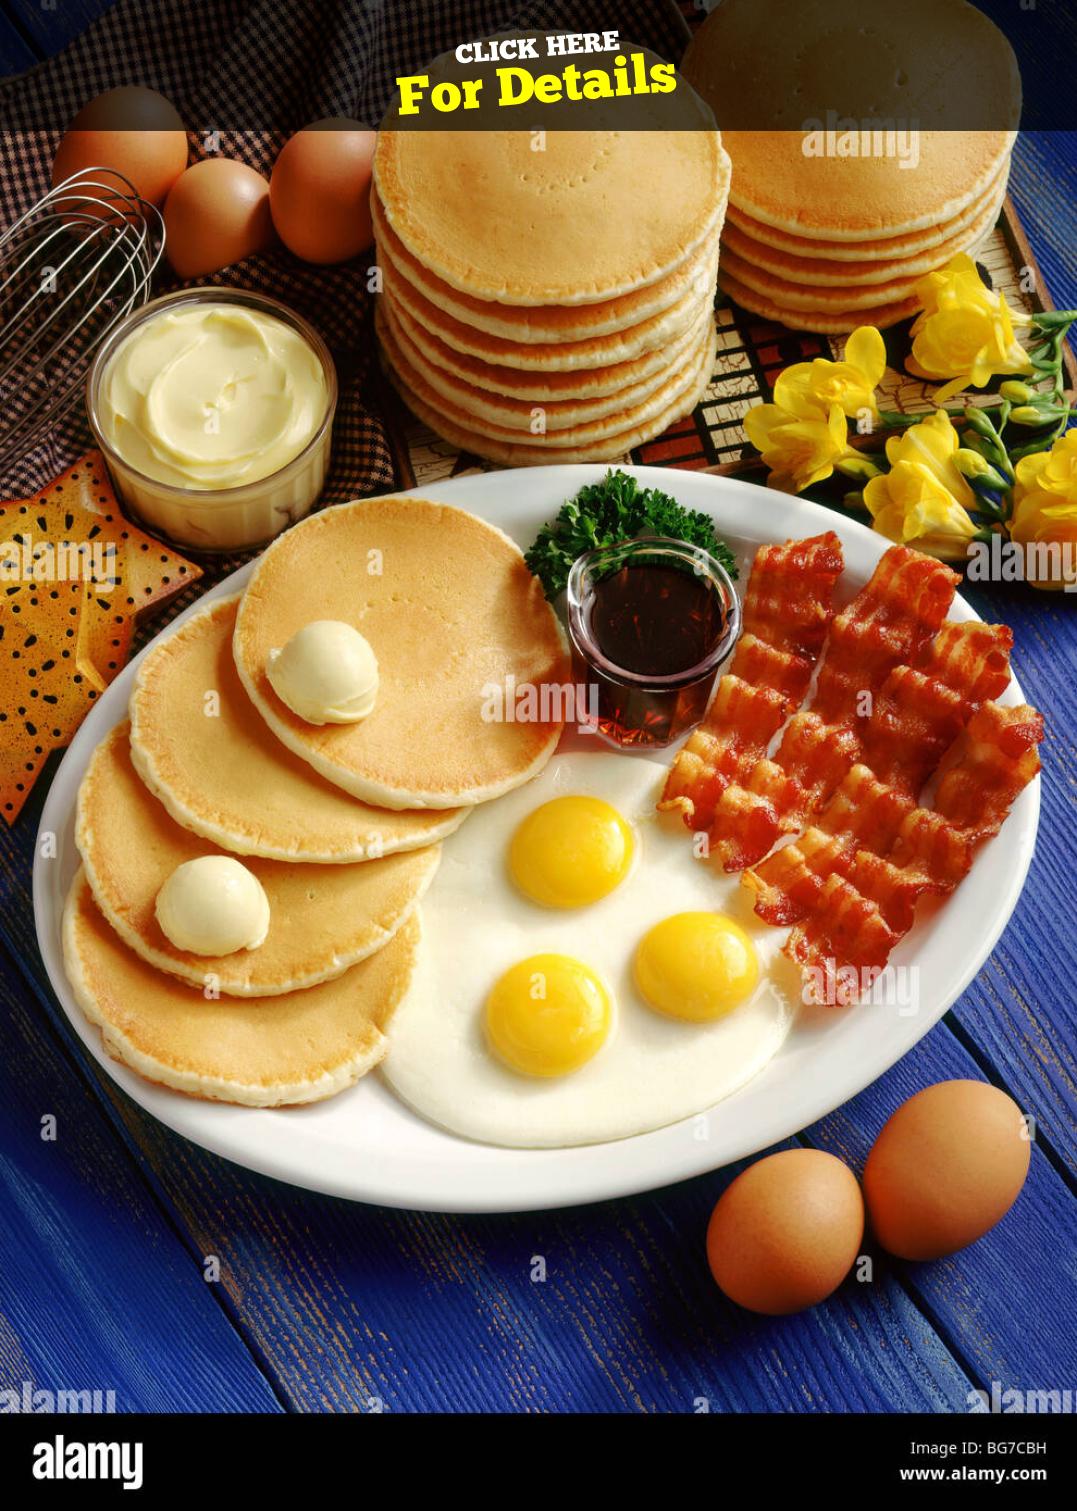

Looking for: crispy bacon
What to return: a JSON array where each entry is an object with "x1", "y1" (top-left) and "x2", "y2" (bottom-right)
[
  {"x1": 732, "y1": 618, "x2": 1014, "y2": 892},
  {"x1": 738, "y1": 531, "x2": 844, "y2": 659},
  {"x1": 934, "y1": 702, "x2": 1044, "y2": 841},
  {"x1": 745, "y1": 764, "x2": 915, "y2": 923},
  {"x1": 860, "y1": 622, "x2": 1014, "y2": 795},
  {"x1": 729, "y1": 634, "x2": 813, "y2": 706},
  {"x1": 787, "y1": 874, "x2": 903, "y2": 1005},
  {"x1": 704, "y1": 548, "x2": 959, "y2": 871},
  {"x1": 812, "y1": 547, "x2": 958, "y2": 723},
  {"x1": 786, "y1": 700, "x2": 1043, "y2": 1004},
  {"x1": 657, "y1": 676, "x2": 789, "y2": 827},
  {"x1": 659, "y1": 532, "x2": 844, "y2": 827}
]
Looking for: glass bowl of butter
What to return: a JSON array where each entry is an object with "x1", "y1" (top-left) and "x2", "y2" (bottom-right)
[{"x1": 87, "y1": 287, "x2": 338, "y2": 552}]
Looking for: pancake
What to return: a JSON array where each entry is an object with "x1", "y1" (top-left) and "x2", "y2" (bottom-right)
[
  {"x1": 233, "y1": 496, "x2": 569, "y2": 810},
  {"x1": 721, "y1": 186, "x2": 1004, "y2": 288},
  {"x1": 723, "y1": 130, "x2": 1013, "y2": 241},
  {"x1": 129, "y1": 596, "x2": 467, "y2": 862},
  {"x1": 379, "y1": 299, "x2": 714, "y2": 431},
  {"x1": 373, "y1": 188, "x2": 721, "y2": 344},
  {"x1": 377, "y1": 300, "x2": 713, "y2": 446},
  {"x1": 76, "y1": 723, "x2": 439, "y2": 996},
  {"x1": 724, "y1": 164, "x2": 1008, "y2": 260},
  {"x1": 380, "y1": 251, "x2": 711, "y2": 371},
  {"x1": 381, "y1": 317, "x2": 719, "y2": 466},
  {"x1": 373, "y1": 128, "x2": 730, "y2": 304},
  {"x1": 720, "y1": 270, "x2": 921, "y2": 333},
  {"x1": 63, "y1": 870, "x2": 417, "y2": 1106},
  {"x1": 381, "y1": 284, "x2": 713, "y2": 402}
]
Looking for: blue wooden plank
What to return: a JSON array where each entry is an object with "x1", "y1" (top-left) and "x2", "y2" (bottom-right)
[
  {"x1": 1010, "y1": 133, "x2": 1077, "y2": 314},
  {"x1": 0, "y1": 939, "x2": 283, "y2": 1413},
  {"x1": 4, "y1": 0, "x2": 110, "y2": 58},
  {"x1": 0, "y1": 9, "x2": 39, "y2": 75}
]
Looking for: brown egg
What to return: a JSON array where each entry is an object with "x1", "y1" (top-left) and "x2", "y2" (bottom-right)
[
  {"x1": 52, "y1": 86, "x2": 188, "y2": 208},
  {"x1": 864, "y1": 1080, "x2": 1031, "y2": 1261},
  {"x1": 163, "y1": 158, "x2": 274, "y2": 279},
  {"x1": 706, "y1": 1148, "x2": 864, "y2": 1315},
  {"x1": 270, "y1": 118, "x2": 376, "y2": 264}
]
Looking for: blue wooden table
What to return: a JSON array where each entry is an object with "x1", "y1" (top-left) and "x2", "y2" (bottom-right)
[{"x1": 0, "y1": 2, "x2": 1074, "y2": 1414}]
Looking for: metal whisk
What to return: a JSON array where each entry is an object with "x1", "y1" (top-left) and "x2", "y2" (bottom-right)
[{"x1": 0, "y1": 167, "x2": 164, "y2": 476}]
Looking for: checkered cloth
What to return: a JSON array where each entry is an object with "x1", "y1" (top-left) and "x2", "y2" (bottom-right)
[{"x1": 0, "y1": 0, "x2": 690, "y2": 547}]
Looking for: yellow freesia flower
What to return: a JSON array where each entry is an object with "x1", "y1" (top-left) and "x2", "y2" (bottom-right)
[
  {"x1": 906, "y1": 253, "x2": 1032, "y2": 404},
  {"x1": 863, "y1": 410, "x2": 978, "y2": 559},
  {"x1": 773, "y1": 325, "x2": 887, "y2": 423},
  {"x1": 1010, "y1": 429, "x2": 1077, "y2": 590},
  {"x1": 744, "y1": 397, "x2": 852, "y2": 494}
]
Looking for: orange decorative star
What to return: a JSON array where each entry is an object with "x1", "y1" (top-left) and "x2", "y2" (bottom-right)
[{"x1": 0, "y1": 451, "x2": 201, "y2": 823}]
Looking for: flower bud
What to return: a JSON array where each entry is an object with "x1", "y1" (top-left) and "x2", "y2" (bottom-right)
[
  {"x1": 834, "y1": 454, "x2": 883, "y2": 483},
  {"x1": 1000, "y1": 380, "x2": 1035, "y2": 404},
  {"x1": 955, "y1": 448, "x2": 1010, "y2": 491},
  {"x1": 1009, "y1": 405, "x2": 1058, "y2": 426}
]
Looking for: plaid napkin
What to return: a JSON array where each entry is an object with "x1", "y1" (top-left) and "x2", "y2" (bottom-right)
[{"x1": 0, "y1": 0, "x2": 690, "y2": 574}]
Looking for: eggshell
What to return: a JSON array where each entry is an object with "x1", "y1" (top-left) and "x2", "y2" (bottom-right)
[
  {"x1": 270, "y1": 118, "x2": 376, "y2": 264},
  {"x1": 164, "y1": 158, "x2": 274, "y2": 279},
  {"x1": 706, "y1": 1149, "x2": 864, "y2": 1315},
  {"x1": 864, "y1": 1080, "x2": 1031, "y2": 1261},
  {"x1": 52, "y1": 86, "x2": 188, "y2": 207}
]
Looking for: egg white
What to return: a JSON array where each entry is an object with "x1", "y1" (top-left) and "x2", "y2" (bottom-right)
[{"x1": 382, "y1": 750, "x2": 797, "y2": 1148}]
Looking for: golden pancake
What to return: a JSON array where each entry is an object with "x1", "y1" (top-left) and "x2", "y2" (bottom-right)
[
  {"x1": 722, "y1": 130, "x2": 1012, "y2": 241},
  {"x1": 381, "y1": 283, "x2": 713, "y2": 402},
  {"x1": 380, "y1": 250, "x2": 710, "y2": 371},
  {"x1": 76, "y1": 723, "x2": 439, "y2": 995},
  {"x1": 721, "y1": 186, "x2": 1004, "y2": 288},
  {"x1": 63, "y1": 870, "x2": 417, "y2": 1107},
  {"x1": 379, "y1": 299, "x2": 714, "y2": 431},
  {"x1": 377, "y1": 300, "x2": 713, "y2": 445},
  {"x1": 374, "y1": 128, "x2": 730, "y2": 304},
  {"x1": 720, "y1": 270, "x2": 921, "y2": 333},
  {"x1": 130, "y1": 596, "x2": 467, "y2": 862},
  {"x1": 233, "y1": 496, "x2": 569, "y2": 810},
  {"x1": 724, "y1": 164, "x2": 1008, "y2": 260},
  {"x1": 381, "y1": 317, "x2": 719, "y2": 465},
  {"x1": 718, "y1": 221, "x2": 1002, "y2": 312},
  {"x1": 373, "y1": 188, "x2": 721, "y2": 344}
]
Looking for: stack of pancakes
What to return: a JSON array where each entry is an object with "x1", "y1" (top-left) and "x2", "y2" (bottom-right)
[
  {"x1": 371, "y1": 130, "x2": 730, "y2": 463},
  {"x1": 64, "y1": 497, "x2": 568, "y2": 1107},
  {"x1": 713, "y1": 130, "x2": 1014, "y2": 332},
  {"x1": 680, "y1": 0, "x2": 1020, "y2": 333}
]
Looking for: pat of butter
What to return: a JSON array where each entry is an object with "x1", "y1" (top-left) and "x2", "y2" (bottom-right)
[
  {"x1": 155, "y1": 855, "x2": 270, "y2": 957},
  {"x1": 267, "y1": 620, "x2": 379, "y2": 725},
  {"x1": 99, "y1": 303, "x2": 328, "y2": 491}
]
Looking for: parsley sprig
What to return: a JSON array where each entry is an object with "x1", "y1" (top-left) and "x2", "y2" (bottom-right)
[{"x1": 524, "y1": 470, "x2": 737, "y2": 599}]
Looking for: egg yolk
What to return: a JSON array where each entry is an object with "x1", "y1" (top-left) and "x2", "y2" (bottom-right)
[
  {"x1": 485, "y1": 953, "x2": 612, "y2": 1077},
  {"x1": 509, "y1": 795, "x2": 634, "y2": 908},
  {"x1": 634, "y1": 912, "x2": 759, "y2": 1022}
]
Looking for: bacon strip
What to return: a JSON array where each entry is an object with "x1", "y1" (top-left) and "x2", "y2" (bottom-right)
[
  {"x1": 787, "y1": 702, "x2": 1044, "y2": 1004},
  {"x1": 659, "y1": 532, "x2": 843, "y2": 827},
  {"x1": 859, "y1": 623, "x2": 1013, "y2": 796},
  {"x1": 745, "y1": 764, "x2": 916, "y2": 925},
  {"x1": 707, "y1": 548, "x2": 960, "y2": 871},
  {"x1": 736, "y1": 619, "x2": 1013, "y2": 890}
]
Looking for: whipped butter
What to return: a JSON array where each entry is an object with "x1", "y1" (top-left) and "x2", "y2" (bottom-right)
[
  {"x1": 156, "y1": 855, "x2": 271, "y2": 956},
  {"x1": 267, "y1": 620, "x2": 379, "y2": 725},
  {"x1": 91, "y1": 293, "x2": 335, "y2": 551}
]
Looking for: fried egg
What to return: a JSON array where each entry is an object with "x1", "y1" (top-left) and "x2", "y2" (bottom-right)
[{"x1": 382, "y1": 751, "x2": 797, "y2": 1148}]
